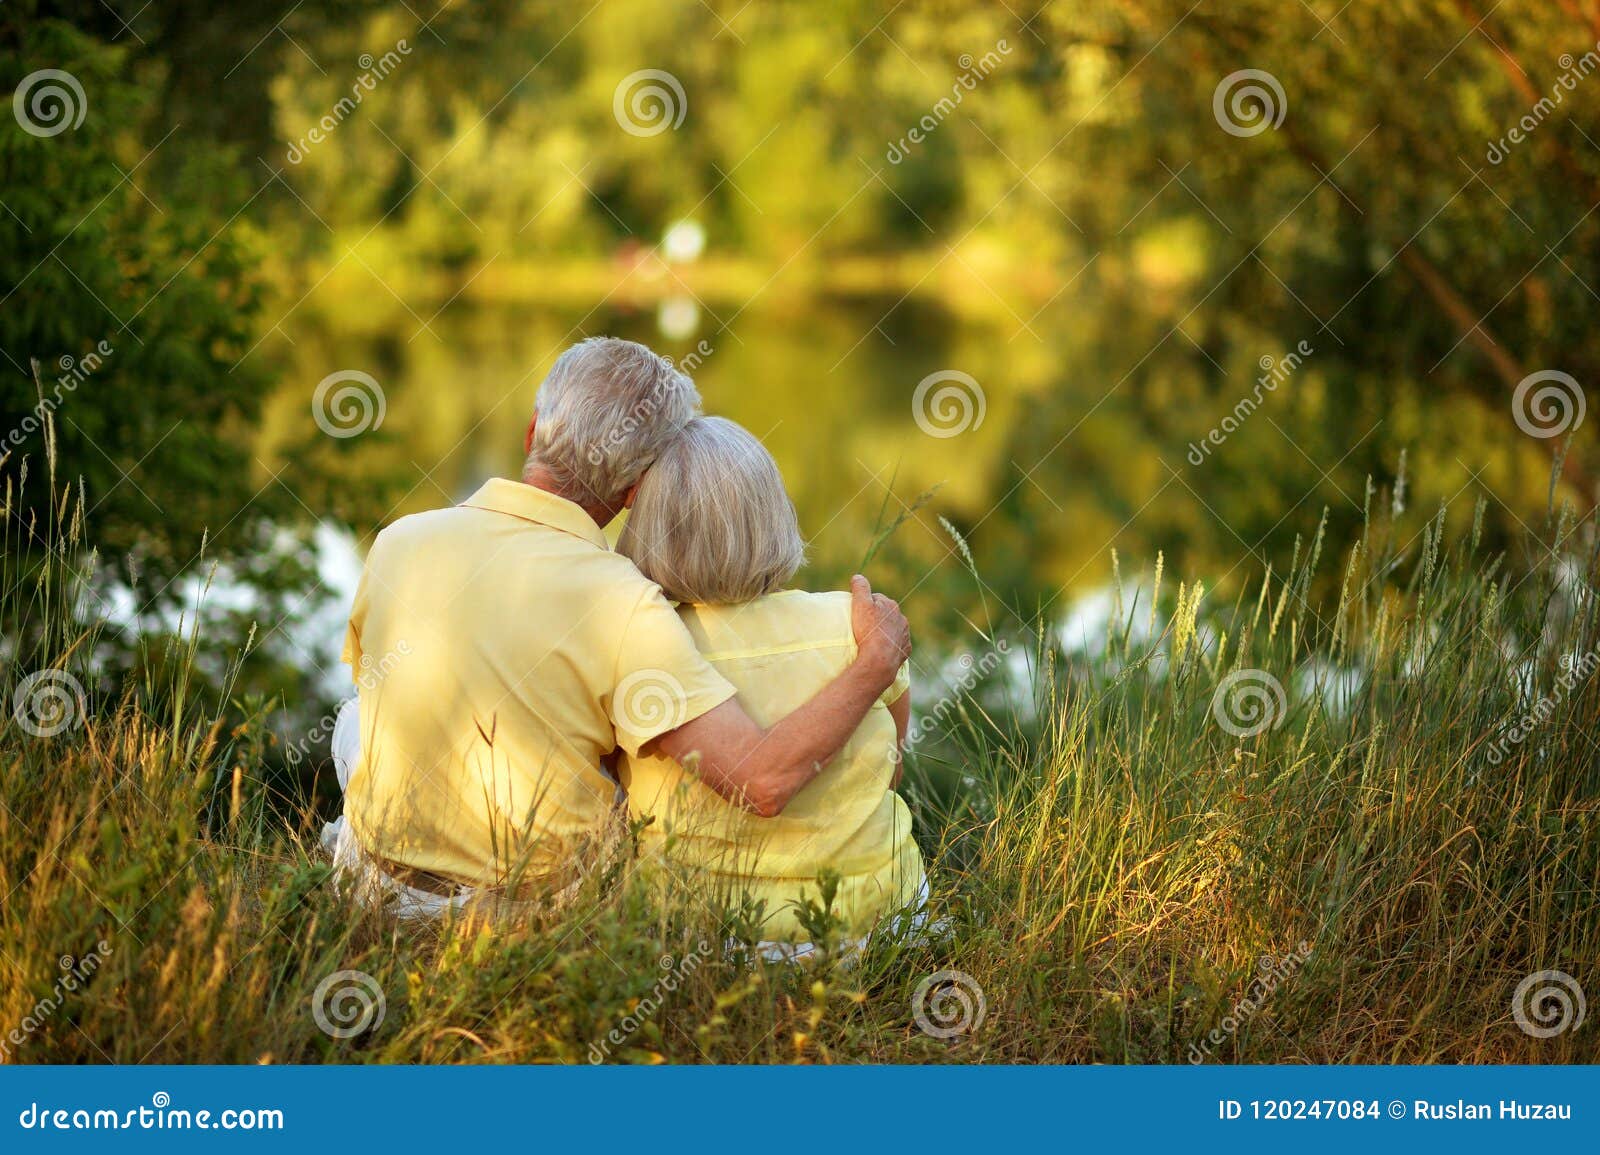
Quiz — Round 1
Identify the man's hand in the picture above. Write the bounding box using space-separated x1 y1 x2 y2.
651 577 913 819
850 574 910 690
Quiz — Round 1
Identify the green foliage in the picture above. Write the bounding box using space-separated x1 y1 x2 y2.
10 1 1596 646
1 17 292 578
0 10 379 740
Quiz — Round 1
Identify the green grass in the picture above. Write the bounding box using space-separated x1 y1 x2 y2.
2 444 1597 1065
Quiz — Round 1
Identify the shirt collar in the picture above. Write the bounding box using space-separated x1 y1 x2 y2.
460 478 609 549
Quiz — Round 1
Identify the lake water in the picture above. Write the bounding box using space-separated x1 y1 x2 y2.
258 285 1556 677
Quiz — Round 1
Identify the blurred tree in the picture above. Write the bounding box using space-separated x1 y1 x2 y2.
1 15 302 585
0 12 363 737
7 0 1594 649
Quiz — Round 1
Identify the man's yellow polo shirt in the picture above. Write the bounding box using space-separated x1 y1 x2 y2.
620 590 922 942
341 478 736 887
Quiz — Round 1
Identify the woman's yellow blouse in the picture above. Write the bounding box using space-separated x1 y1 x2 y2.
620 590 922 942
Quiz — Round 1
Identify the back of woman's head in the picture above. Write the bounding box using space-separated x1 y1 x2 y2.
619 416 805 605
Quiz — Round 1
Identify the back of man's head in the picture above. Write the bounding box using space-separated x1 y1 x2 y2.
524 336 700 508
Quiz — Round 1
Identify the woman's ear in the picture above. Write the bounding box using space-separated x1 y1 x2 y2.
523 413 537 456
622 480 642 510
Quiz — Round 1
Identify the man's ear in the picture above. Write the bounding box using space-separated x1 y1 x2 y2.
523 413 537 456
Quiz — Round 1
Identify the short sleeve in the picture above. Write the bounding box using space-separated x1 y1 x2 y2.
340 567 370 683
609 589 737 756
879 660 911 707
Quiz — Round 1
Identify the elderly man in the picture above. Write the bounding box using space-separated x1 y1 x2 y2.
335 336 910 905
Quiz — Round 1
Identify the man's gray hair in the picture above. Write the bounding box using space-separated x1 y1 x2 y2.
524 337 700 507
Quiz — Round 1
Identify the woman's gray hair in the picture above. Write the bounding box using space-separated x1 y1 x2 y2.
618 416 806 605
524 336 700 508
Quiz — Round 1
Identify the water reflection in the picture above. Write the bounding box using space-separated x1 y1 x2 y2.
656 295 700 341
259 291 1558 655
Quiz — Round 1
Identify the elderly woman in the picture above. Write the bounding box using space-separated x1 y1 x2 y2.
618 417 925 957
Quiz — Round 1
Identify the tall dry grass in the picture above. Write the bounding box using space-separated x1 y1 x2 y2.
2 429 1596 1063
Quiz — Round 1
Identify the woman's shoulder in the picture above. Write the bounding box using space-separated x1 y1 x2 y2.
684 589 857 655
